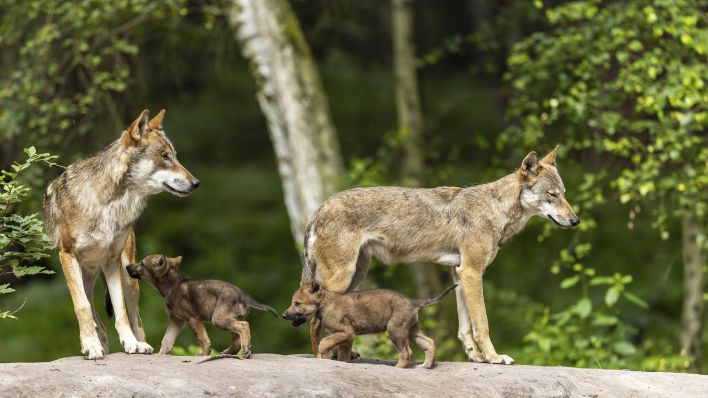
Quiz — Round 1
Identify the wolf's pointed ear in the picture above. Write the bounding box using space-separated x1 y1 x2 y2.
124 109 149 146
541 144 560 165
520 151 540 177
148 109 165 130
168 256 182 268
309 282 321 294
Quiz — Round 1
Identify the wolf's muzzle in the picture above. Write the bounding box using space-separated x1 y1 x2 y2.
125 265 140 279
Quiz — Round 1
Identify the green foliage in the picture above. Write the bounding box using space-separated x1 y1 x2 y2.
523 241 662 368
505 0 707 370
1 147 59 319
505 0 707 235
0 0 185 151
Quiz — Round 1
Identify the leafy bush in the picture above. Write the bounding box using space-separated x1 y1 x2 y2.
0 147 59 319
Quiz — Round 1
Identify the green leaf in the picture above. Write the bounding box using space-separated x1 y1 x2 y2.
560 275 580 289
590 276 613 286
605 286 620 307
0 284 16 294
592 314 618 326
624 292 649 309
575 297 592 318
12 265 54 277
613 341 637 356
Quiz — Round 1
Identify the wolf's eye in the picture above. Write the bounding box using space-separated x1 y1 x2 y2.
162 153 171 161
294 301 301 307
548 191 558 197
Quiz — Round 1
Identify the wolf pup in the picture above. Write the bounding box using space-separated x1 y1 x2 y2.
126 254 278 359
300 145 579 365
43 109 199 359
283 282 457 368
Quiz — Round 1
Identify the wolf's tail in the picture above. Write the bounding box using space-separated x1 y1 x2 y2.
248 298 279 318
417 284 458 308
300 220 317 284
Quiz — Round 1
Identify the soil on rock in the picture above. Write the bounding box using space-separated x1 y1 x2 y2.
1 353 707 397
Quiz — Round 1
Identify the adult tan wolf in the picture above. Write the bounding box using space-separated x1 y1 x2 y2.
43 109 200 359
301 146 578 365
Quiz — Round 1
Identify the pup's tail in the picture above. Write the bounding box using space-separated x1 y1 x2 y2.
248 298 279 318
417 284 458 307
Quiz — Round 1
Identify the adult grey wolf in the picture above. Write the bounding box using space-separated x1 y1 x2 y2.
43 109 199 359
301 145 579 365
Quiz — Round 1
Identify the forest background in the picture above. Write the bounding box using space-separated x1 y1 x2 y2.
1 0 706 374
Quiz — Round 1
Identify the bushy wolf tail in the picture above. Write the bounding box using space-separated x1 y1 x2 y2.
417 284 458 307
300 221 317 284
247 298 279 318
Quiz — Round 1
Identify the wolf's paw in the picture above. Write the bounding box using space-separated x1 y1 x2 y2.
123 339 153 354
81 338 106 360
465 347 486 363
489 354 515 365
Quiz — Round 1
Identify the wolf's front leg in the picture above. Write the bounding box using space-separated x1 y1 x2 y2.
452 269 485 362
60 251 105 359
121 240 146 341
104 259 153 354
457 250 515 365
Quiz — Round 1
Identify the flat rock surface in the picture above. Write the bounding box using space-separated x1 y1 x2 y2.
1 353 707 397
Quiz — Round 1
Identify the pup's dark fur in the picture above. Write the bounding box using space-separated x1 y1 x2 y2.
126 254 278 358
283 282 457 368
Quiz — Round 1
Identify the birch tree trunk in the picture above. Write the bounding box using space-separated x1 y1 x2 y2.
680 214 704 369
228 0 344 246
392 0 442 298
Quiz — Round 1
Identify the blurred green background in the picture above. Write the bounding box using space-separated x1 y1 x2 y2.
1 0 705 373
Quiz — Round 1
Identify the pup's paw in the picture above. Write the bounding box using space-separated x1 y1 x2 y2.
489 354 515 365
81 338 106 360
241 347 252 359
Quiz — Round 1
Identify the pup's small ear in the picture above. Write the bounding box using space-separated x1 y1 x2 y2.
520 151 540 177
148 109 165 130
157 254 166 267
541 144 560 165
309 282 321 294
124 109 149 146
168 256 182 267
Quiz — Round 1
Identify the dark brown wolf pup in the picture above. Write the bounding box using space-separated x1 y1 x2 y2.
126 254 278 359
283 282 457 368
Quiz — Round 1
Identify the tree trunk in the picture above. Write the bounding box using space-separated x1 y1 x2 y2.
228 0 344 246
391 0 442 298
680 214 704 369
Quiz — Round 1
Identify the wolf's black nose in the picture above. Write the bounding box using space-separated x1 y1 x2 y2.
570 217 580 227
191 178 200 189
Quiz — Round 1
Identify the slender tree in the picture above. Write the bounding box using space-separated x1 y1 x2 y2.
391 0 444 298
227 0 344 245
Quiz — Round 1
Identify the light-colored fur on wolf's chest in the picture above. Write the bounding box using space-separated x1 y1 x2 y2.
72 189 146 268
